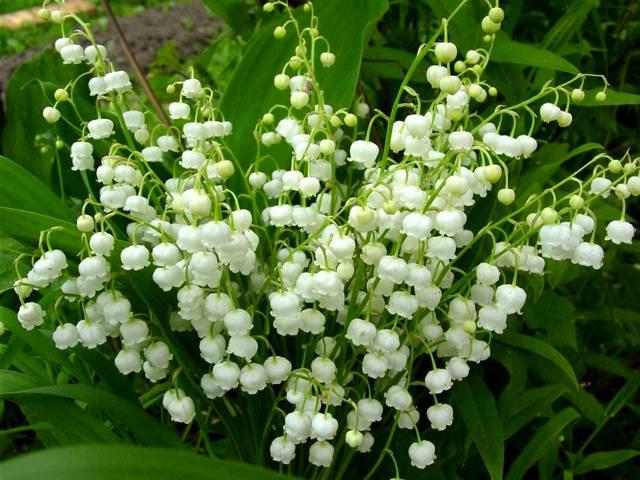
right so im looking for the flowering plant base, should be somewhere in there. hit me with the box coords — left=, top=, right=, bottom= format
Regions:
left=3, top=0, right=638, bottom=478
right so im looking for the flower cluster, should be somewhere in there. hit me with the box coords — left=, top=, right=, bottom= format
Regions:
left=14, top=0, right=638, bottom=476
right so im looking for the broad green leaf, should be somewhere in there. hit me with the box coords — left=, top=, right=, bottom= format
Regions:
left=577, top=88, right=640, bottom=107
left=541, top=0, right=598, bottom=51
left=0, top=369, right=184, bottom=448
left=0, top=207, right=81, bottom=253
left=582, top=353, right=634, bottom=380
left=0, top=445, right=292, bottom=480
left=523, top=292, right=576, bottom=349
left=493, top=346, right=528, bottom=415
left=362, top=46, right=429, bottom=83
left=220, top=0, right=388, bottom=186
left=201, top=0, right=253, bottom=38
left=497, top=331, right=579, bottom=391
left=566, top=389, right=604, bottom=425
left=604, top=371, right=640, bottom=418
left=76, top=349, right=138, bottom=403
left=0, top=235, right=30, bottom=294
left=0, top=307, right=90, bottom=383
left=506, top=407, right=581, bottom=480
left=0, top=156, right=72, bottom=221
left=16, top=396, right=121, bottom=445
left=452, top=374, right=504, bottom=480
left=573, top=449, right=640, bottom=475
left=492, top=33, right=579, bottom=74
left=0, top=336, right=26, bottom=370
left=503, top=385, right=568, bottom=439
left=1, top=49, right=90, bottom=184
left=364, top=46, right=417, bottom=70
left=426, top=0, right=484, bottom=52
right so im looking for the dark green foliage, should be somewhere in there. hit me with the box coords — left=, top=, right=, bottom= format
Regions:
left=0, top=0, right=638, bottom=478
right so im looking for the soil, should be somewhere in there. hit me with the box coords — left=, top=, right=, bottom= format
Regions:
left=0, top=0, right=224, bottom=101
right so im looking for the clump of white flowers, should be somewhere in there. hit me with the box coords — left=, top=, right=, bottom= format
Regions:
left=13, top=0, right=638, bottom=477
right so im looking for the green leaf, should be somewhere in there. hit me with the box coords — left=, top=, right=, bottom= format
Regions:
left=362, top=46, right=427, bottom=83
left=0, top=207, right=81, bottom=253
left=0, top=307, right=90, bottom=383
left=0, top=235, right=30, bottom=294
left=16, top=396, right=121, bottom=445
left=582, top=353, right=634, bottom=380
left=541, top=0, right=598, bottom=51
left=201, top=0, right=253, bottom=38
left=573, top=449, right=640, bottom=475
left=0, top=445, right=292, bottom=480
left=0, top=156, right=72, bottom=221
left=0, top=336, right=26, bottom=370
left=577, top=89, right=640, bottom=107
left=492, top=33, right=579, bottom=74
left=604, top=371, right=640, bottom=418
left=493, top=346, right=528, bottom=415
left=523, top=292, right=576, bottom=349
left=1, top=49, right=90, bottom=184
left=503, top=385, right=568, bottom=439
left=452, top=374, right=504, bottom=480
left=566, top=389, right=604, bottom=425
left=220, top=0, right=388, bottom=186
left=514, top=142, right=602, bottom=210
left=497, top=331, right=579, bottom=391
left=0, top=369, right=184, bottom=448
left=506, top=407, right=581, bottom=480
left=426, top=0, right=484, bottom=52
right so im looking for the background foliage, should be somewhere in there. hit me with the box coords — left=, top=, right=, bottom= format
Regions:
left=0, top=0, right=639, bottom=478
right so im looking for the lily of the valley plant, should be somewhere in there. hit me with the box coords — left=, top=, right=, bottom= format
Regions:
left=13, top=0, right=638, bottom=478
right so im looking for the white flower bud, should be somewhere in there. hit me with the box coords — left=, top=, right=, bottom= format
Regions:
left=426, top=65, right=447, bottom=88
left=270, top=436, right=296, bottom=464
left=239, top=363, right=268, bottom=394
left=605, top=220, right=634, bottom=245
left=89, top=232, right=115, bottom=257
left=311, top=357, right=337, bottom=384
left=84, top=44, right=107, bottom=64
left=263, top=356, right=292, bottom=384
left=409, top=440, right=437, bottom=469
left=349, top=140, right=379, bottom=168
left=427, top=403, right=454, bottom=431
left=104, top=71, right=131, bottom=92
left=123, top=110, right=145, bottom=132
left=284, top=411, right=311, bottom=443
left=182, top=78, right=202, bottom=98
left=478, top=305, right=507, bottom=333
left=144, top=341, right=172, bottom=369
left=227, top=335, right=258, bottom=360
left=495, top=284, right=527, bottom=314
left=425, top=368, right=452, bottom=394
left=345, top=429, right=363, bottom=448
left=17, top=302, right=45, bottom=330
left=115, top=348, right=142, bottom=374
left=199, top=334, right=226, bottom=364
left=87, top=119, right=114, bottom=139
left=212, top=360, right=240, bottom=390
left=165, top=391, right=196, bottom=424
left=309, top=440, right=333, bottom=468
left=60, top=44, right=84, bottom=64
left=311, top=412, right=339, bottom=440
left=435, top=42, right=457, bottom=63
left=446, top=356, right=470, bottom=380
left=52, top=323, right=79, bottom=349
left=120, top=245, right=150, bottom=271
left=42, top=107, right=61, bottom=123
left=169, top=102, right=190, bottom=120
